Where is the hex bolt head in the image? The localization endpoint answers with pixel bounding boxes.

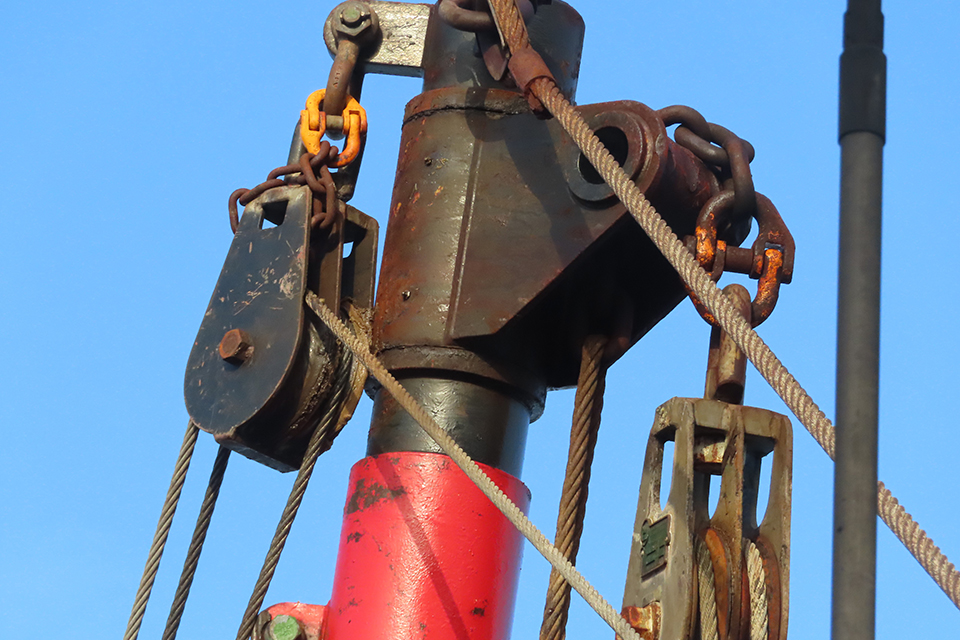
[266,615,305,640]
[219,329,252,364]
[339,2,369,27]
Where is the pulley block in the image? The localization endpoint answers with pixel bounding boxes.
[622,397,792,640]
[184,185,377,471]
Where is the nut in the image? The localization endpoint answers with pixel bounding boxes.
[219,328,252,364]
[332,1,378,41]
[339,2,369,27]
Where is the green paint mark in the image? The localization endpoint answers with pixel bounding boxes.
[269,615,303,640]
[641,515,671,577]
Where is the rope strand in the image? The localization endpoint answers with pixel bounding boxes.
[540,336,607,640]
[161,446,231,640]
[521,72,960,611]
[123,421,200,640]
[235,347,354,640]
[305,292,644,640]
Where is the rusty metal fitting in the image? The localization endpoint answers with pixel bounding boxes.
[438,0,535,32]
[219,329,252,364]
[265,614,306,640]
[684,191,794,327]
[507,46,556,113]
[331,1,379,41]
[704,284,751,404]
[620,603,661,640]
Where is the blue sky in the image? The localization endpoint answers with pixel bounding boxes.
[2,1,958,638]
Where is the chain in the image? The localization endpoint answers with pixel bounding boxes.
[228,141,342,235]
[657,104,757,225]
[655,105,795,328]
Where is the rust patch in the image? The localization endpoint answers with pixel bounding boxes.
[471,607,485,617]
[346,531,364,543]
[345,478,406,514]
[620,603,661,640]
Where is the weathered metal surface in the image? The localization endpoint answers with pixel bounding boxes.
[185,186,316,469]
[326,452,530,640]
[324,1,433,77]
[620,602,661,640]
[254,603,327,640]
[374,90,719,391]
[367,376,530,475]
[622,398,792,640]
[185,186,378,471]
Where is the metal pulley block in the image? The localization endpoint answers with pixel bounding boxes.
[184,185,378,472]
[621,285,792,640]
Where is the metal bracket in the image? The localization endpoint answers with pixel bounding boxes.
[323,1,433,77]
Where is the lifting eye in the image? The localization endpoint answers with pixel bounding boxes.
[578,126,629,185]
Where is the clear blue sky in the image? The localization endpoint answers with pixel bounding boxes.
[2,1,958,638]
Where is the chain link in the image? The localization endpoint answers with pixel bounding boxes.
[228,141,343,235]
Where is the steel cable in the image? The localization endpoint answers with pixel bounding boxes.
[123,421,200,640]
[527,75,960,610]
[540,336,607,640]
[479,22,960,606]
[696,538,720,640]
[161,445,231,640]
[234,336,355,640]
[305,292,645,640]
[745,541,769,640]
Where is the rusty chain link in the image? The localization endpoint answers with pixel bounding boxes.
[228,141,343,235]
[653,105,795,327]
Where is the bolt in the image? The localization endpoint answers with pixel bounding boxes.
[339,2,369,27]
[219,328,252,364]
[266,615,305,640]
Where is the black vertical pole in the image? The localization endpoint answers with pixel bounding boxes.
[833,2,885,640]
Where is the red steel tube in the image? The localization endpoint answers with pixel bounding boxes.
[326,452,531,640]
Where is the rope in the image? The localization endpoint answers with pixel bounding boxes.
[123,421,200,640]
[304,292,644,640]
[745,541,769,640]
[540,336,607,640]
[877,482,960,607]
[161,446,231,640]
[235,339,357,640]
[469,4,960,605]
[696,538,719,640]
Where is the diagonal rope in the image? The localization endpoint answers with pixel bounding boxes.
[540,336,607,640]
[304,292,645,640]
[526,74,960,610]
[123,421,200,640]
[161,445,231,640]
[475,0,960,606]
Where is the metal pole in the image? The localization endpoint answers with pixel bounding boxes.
[833,2,885,639]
